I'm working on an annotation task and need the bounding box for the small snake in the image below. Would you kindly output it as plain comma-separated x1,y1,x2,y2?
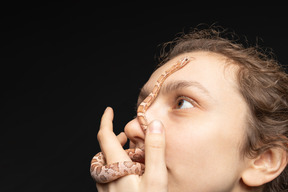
90,56,192,183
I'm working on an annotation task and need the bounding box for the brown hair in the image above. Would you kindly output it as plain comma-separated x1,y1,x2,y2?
157,26,288,192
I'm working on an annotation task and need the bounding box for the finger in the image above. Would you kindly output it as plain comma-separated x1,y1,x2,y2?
129,140,136,149
97,107,131,164
142,120,168,191
96,183,108,192
99,107,114,132
117,132,127,146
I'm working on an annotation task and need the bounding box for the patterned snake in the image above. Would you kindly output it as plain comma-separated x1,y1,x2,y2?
90,56,191,183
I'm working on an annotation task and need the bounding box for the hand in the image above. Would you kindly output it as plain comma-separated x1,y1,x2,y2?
95,107,168,192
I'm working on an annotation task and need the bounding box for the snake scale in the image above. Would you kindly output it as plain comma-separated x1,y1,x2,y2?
90,56,191,183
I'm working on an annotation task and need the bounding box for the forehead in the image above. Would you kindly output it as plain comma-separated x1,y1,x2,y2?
151,52,237,85
144,51,240,100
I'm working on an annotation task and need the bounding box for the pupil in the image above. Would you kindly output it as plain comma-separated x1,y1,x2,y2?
178,100,183,107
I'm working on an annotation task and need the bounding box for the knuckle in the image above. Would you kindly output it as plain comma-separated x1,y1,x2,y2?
97,130,104,141
146,136,164,149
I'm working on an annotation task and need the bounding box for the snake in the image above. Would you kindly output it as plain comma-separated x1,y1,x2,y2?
90,56,192,183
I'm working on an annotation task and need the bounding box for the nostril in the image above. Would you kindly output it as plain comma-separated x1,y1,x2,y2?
128,136,145,150
124,127,145,143
124,119,145,150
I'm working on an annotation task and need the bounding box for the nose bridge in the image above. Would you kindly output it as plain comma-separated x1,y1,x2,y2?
137,56,192,132
125,96,161,143
137,80,166,132
141,96,162,128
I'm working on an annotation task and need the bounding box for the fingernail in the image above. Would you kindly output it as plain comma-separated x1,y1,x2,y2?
148,120,163,134
105,106,110,112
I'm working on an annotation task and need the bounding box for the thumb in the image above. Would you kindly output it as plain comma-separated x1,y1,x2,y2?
142,120,168,191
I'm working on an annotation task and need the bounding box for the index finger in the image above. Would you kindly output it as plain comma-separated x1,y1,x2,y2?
97,107,131,164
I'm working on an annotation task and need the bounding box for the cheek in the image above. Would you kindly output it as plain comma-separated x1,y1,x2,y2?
164,122,220,189
164,117,244,176
164,122,202,169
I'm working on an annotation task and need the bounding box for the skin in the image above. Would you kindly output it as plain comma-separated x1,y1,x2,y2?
125,51,249,191
96,51,286,191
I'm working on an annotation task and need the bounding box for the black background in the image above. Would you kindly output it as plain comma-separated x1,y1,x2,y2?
1,3,287,192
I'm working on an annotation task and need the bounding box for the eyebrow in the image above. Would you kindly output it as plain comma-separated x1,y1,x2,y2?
138,80,213,105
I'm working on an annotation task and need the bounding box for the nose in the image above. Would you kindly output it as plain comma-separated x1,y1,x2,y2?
124,99,164,149
124,117,145,149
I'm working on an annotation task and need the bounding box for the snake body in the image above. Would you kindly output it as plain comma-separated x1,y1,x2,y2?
90,56,191,183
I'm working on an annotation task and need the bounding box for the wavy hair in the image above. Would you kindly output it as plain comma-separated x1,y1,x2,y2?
157,26,288,192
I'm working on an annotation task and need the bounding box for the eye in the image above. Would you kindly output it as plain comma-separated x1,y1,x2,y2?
175,96,196,109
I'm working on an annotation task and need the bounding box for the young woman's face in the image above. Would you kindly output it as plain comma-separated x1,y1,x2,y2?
125,51,250,191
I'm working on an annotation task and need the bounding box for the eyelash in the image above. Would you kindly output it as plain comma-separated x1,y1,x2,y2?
133,95,197,119
135,95,198,112
173,96,198,110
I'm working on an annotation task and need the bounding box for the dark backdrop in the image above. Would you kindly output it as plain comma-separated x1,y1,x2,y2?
1,3,287,192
